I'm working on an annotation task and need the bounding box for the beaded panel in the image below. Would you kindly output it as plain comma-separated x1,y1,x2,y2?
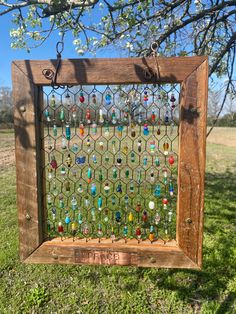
42,84,179,243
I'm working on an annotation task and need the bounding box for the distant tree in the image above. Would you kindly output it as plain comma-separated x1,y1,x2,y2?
0,87,13,127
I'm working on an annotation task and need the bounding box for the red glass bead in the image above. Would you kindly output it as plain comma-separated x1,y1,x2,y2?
168,155,175,165
162,198,168,205
58,223,63,233
136,227,141,236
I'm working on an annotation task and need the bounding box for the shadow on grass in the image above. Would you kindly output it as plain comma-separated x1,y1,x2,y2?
88,170,236,311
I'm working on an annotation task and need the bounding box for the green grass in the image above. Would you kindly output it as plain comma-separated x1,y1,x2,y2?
0,129,236,313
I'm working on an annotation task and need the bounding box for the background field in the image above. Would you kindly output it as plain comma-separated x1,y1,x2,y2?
0,127,235,313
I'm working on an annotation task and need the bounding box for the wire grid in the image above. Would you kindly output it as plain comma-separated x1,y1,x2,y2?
41,84,179,243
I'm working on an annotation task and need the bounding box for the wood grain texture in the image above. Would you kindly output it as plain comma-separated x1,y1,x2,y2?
12,63,44,261
177,59,208,268
12,56,207,86
24,239,198,269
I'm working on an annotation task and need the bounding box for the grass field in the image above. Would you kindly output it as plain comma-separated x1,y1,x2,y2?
0,127,235,313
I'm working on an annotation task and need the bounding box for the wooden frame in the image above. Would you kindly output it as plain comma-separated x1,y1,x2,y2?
12,56,208,269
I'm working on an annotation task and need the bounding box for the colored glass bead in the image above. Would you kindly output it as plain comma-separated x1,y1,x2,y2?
104,183,110,194
71,143,79,154
131,151,135,163
71,222,77,237
125,168,129,179
115,211,121,223
136,227,141,240
124,195,129,207
116,183,122,193
138,139,142,152
92,94,96,104
98,196,103,210
151,110,156,122
143,90,148,105
78,212,83,224
53,124,57,137
79,92,85,103
104,121,110,137
47,194,52,206
149,226,155,243
50,94,56,109
58,222,63,234
131,123,136,137
142,211,148,222
50,155,57,169
65,124,71,140
44,109,51,122
105,93,112,106
98,224,103,237
65,215,71,225
111,109,116,124
143,156,148,166
168,155,175,166
71,106,77,120
117,125,123,137
48,167,54,180
91,183,97,196
75,156,86,165
99,141,104,150
79,123,84,136
92,121,97,135
99,169,103,182
86,109,91,124
59,108,65,122
149,201,155,210
150,140,155,154
128,212,133,223
71,195,77,210
162,197,168,205
83,223,89,235
154,185,161,197
77,183,83,193
87,168,92,183
66,154,72,167
168,211,173,222
163,142,169,155
143,123,149,136
169,181,174,197
136,203,141,212
99,109,104,124
165,110,169,123
113,168,117,179
117,154,122,166
123,225,128,237
61,137,67,149
64,180,70,192
92,154,97,164
155,156,160,167
154,213,161,224
111,195,116,206
129,181,134,193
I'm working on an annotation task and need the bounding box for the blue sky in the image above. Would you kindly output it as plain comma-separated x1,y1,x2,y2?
0,10,122,87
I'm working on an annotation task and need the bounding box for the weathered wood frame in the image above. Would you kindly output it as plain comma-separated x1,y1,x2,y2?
12,56,208,269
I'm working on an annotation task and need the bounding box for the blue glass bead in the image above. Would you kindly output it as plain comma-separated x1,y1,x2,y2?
98,196,103,209
154,185,161,197
91,184,97,196
115,211,121,223
105,93,112,105
65,216,71,224
65,124,71,140
116,183,122,193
